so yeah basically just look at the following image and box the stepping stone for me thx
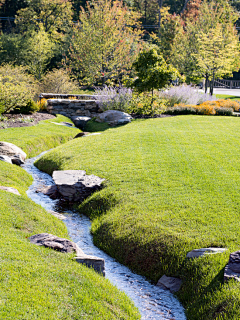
[75,254,105,276]
[186,248,227,259]
[52,170,105,202]
[224,251,240,282]
[0,186,20,195]
[29,233,82,255]
[157,275,182,293]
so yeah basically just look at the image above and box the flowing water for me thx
[22,152,186,320]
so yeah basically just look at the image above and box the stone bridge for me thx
[40,93,103,118]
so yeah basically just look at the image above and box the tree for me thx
[132,47,179,98]
[170,0,240,92]
[194,23,240,95]
[23,27,55,80]
[15,0,73,41]
[68,0,142,85]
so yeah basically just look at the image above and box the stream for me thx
[22,152,186,320]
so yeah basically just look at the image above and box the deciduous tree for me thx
[68,0,142,85]
[132,46,179,97]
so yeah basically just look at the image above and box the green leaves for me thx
[132,47,179,93]
[68,0,142,85]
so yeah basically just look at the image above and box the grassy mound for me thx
[36,115,240,320]
[0,116,140,320]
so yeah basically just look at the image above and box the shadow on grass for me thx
[85,119,110,132]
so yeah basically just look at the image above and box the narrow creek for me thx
[22,151,186,320]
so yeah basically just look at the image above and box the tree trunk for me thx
[158,0,163,30]
[210,73,215,96]
[205,74,208,93]
[181,0,191,14]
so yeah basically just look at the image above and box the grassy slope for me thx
[36,116,240,320]
[0,115,140,320]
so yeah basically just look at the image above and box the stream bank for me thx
[23,152,186,320]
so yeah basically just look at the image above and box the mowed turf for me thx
[36,115,240,320]
[0,116,140,320]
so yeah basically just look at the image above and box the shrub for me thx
[128,93,167,116]
[167,104,197,115]
[16,100,40,114]
[0,64,39,113]
[37,98,48,111]
[40,69,79,94]
[160,84,216,107]
[214,107,233,116]
[166,99,236,116]
[94,86,132,112]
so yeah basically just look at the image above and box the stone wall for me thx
[40,93,103,118]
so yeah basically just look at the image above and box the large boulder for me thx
[52,170,105,202]
[0,155,12,164]
[71,116,91,130]
[95,110,132,126]
[0,142,26,164]
[224,251,240,282]
[29,233,83,255]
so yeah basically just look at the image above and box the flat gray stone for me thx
[95,110,132,125]
[29,233,82,255]
[0,186,20,195]
[75,254,105,276]
[157,275,182,293]
[187,248,227,259]
[0,142,26,162]
[224,251,240,282]
[52,170,105,202]
[51,122,74,127]
[0,155,12,164]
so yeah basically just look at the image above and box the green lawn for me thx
[215,94,240,100]
[36,115,240,320]
[0,116,140,320]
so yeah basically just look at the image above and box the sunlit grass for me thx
[0,117,140,320]
[36,115,240,320]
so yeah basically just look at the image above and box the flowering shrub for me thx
[166,99,236,116]
[128,93,167,116]
[160,84,216,107]
[37,98,48,111]
[94,86,132,112]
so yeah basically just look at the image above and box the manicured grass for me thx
[0,116,140,320]
[215,94,240,100]
[36,116,240,320]
[0,115,79,157]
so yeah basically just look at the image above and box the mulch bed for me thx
[0,112,56,129]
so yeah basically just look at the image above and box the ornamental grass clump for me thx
[94,86,132,112]
[161,84,216,107]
